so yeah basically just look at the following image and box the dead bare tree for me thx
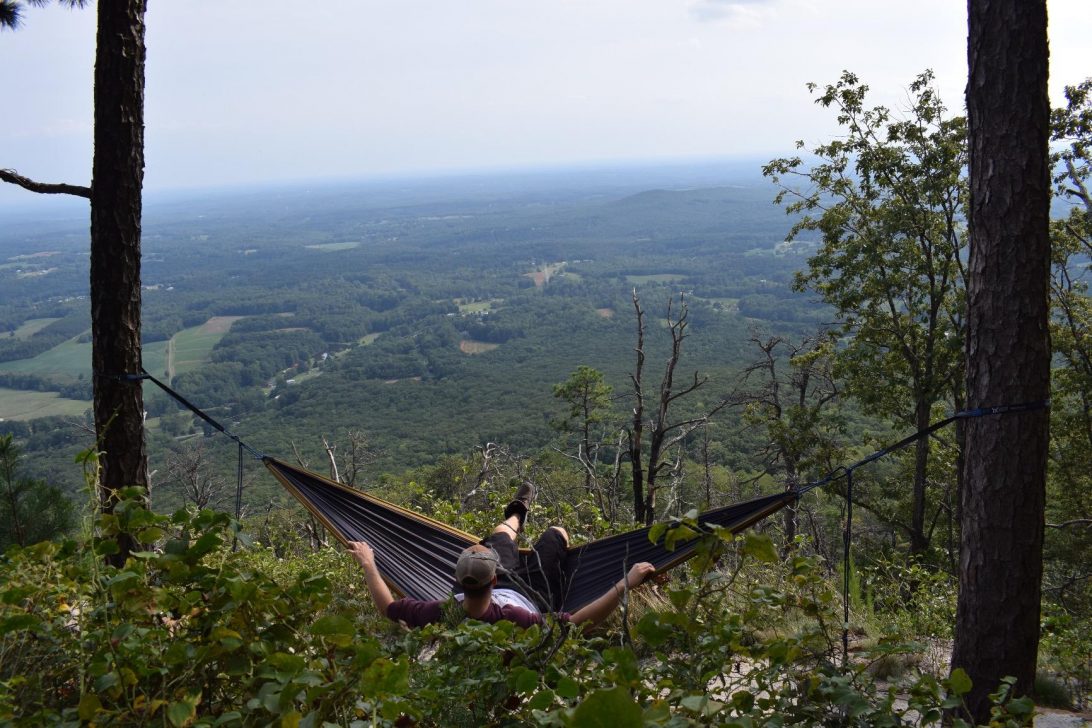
[338,430,381,488]
[165,441,227,511]
[627,292,729,525]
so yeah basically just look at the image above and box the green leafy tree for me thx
[0,434,75,549]
[553,365,615,512]
[764,71,967,554]
[1043,79,1092,616]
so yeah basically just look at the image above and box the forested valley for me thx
[1,71,1089,725]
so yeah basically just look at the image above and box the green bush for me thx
[0,480,1038,726]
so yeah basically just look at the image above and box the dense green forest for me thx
[0,163,826,507]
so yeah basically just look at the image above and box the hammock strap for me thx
[103,368,266,461]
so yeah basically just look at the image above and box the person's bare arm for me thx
[569,562,656,628]
[348,541,395,615]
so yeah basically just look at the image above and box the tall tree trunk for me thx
[910,399,931,554]
[630,291,646,523]
[953,0,1050,721]
[90,0,148,566]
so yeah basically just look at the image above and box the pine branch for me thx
[0,168,90,198]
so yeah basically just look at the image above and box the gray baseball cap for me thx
[455,547,499,588]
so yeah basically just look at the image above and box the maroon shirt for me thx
[387,598,572,629]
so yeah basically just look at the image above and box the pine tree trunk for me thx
[910,399,931,554]
[90,0,148,565]
[953,0,1050,720]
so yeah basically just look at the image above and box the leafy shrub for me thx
[0,475,1039,726]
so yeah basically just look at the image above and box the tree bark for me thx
[952,0,1050,721]
[910,399,930,554]
[629,291,646,523]
[90,0,148,566]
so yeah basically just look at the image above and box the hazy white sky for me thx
[1,0,1089,204]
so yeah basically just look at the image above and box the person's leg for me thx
[492,514,521,541]
[523,526,570,610]
[479,481,537,587]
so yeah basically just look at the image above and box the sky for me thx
[1,0,1090,207]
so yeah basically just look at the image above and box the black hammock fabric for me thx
[265,458,796,614]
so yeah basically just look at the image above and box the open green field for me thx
[168,316,241,378]
[0,388,90,421]
[625,273,687,284]
[0,316,232,386]
[12,317,61,339]
[457,298,503,314]
[142,341,168,379]
[305,242,360,252]
[0,334,167,381]
[0,335,91,377]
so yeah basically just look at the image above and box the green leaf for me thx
[78,693,102,721]
[603,647,640,683]
[648,522,667,545]
[528,688,556,711]
[168,698,197,727]
[556,676,580,699]
[742,532,778,563]
[137,526,166,542]
[636,613,673,647]
[0,614,40,634]
[680,695,707,712]
[310,615,355,646]
[571,686,642,728]
[361,657,409,696]
[509,666,539,694]
[947,668,972,696]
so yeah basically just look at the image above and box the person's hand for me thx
[348,541,376,569]
[625,562,656,589]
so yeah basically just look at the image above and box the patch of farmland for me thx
[457,298,503,314]
[524,262,566,288]
[0,336,91,378]
[11,317,62,339]
[169,316,243,377]
[459,339,500,355]
[0,388,90,421]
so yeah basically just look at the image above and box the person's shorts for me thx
[482,528,569,611]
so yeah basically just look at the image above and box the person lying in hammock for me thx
[348,483,655,629]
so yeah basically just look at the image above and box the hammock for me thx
[265,457,796,613]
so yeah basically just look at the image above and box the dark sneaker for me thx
[503,480,536,526]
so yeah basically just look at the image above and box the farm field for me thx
[459,339,499,354]
[457,299,502,314]
[0,388,90,421]
[11,317,61,339]
[165,316,242,380]
[0,316,233,390]
[0,336,91,378]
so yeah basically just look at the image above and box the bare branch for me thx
[0,168,90,198]
[1045,519,1092,530]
